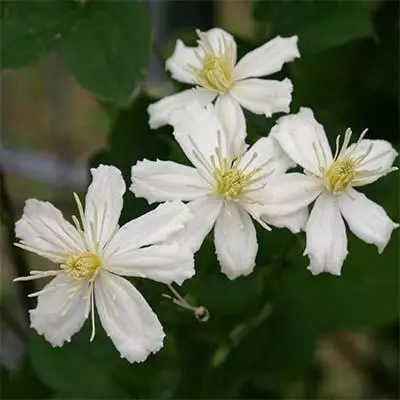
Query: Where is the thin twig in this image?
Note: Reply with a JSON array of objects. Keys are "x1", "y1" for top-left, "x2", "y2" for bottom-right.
[{"x1": 0, "y1": 169, "x2": 35, "y2": 323}]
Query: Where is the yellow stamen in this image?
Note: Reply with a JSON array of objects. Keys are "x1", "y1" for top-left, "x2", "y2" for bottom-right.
[
  {"x1": 325, "y1": 158, "x2": 356, "y2": 194},
  {"x1": 215, "y1": 167, "x2": 248, "y2": 200},
  {"x1": 321, "y1": 128, "x2": 388, "y2": 195},
  {"x1": 189, "y1": 30, "x2": 235, "y2": 93},
  {"x1": 197, "y1": 55, "x2": 233, "y2": 92},
  {"x1": 64, "y1": 252, "x2": 101, "y2": 280}
]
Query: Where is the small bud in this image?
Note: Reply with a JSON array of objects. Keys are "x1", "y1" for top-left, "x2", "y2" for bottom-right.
[
  {"x1": 163, "y1": 284, "x2": 210, "y2": 323},
  {"x1": 195, "y1": 306, "x2": 210, "y2": 322}
]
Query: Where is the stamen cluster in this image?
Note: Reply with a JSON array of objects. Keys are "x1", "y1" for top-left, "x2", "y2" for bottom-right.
[
  {"x1": 63, "y1": 252, "x2": 101, "y2": 280},
  {"x1": 189, "y1": 29, "x2": 235, "y2": 93}
]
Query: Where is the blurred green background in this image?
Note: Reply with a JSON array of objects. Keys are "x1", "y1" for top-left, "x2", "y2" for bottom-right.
[{"x1": 1, "y1": 0, "x2": 398, "y2": 398}]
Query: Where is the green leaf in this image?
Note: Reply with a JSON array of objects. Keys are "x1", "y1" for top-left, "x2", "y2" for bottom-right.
[
  {"x1": 59, "y1": 1, "x2": 151, "y2": 101},
  {"x1": 254, "y1": 0, "x2": 377, "y2": 54},
  {"x1": 29, "y1": 325, "x2": 130, "y2": 398},
  {"x1": 2, "y1": 0, "x2": 151, "y2": 101},
  {"x1": 1, "y1": 1, "x2": 76, "y2": 68}
]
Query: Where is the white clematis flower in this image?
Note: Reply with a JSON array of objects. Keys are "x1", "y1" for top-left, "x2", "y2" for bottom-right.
[
  {"x1": 148, "y1": 28, "x2": 300, "y2": 136},
  {"x1": 264, "y1": 107, "x2": 399, "y2": 275},
  {"x1": 14, "y1": 165, "x2": 195, "y2": 363},
  {"x1": 132, "y1": 103, "x2": 308, "y2": 280}
]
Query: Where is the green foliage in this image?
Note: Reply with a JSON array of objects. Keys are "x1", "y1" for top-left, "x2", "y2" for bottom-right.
[
  {"x1": 3, "y1": 1, "x2": 399, "y2": 398},
  {"x1": 90, "y1": 93, "x2": 170, "y2": 221},
  {"x1": 254, "y1": 0, "x2": 377, "y2": 54},
  {"x1": 1, "y1": 0, "x2": 151, "y2": 101},
  {"x1": 59, "y1": 1, "x2": 151, "y2": 101},
  {"x1": 1, "y1": 1, "x2": 76, "y2": 68}
]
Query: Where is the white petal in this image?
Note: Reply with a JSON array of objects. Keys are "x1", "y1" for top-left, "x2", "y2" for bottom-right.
[
  {"x1": 84, "y1": 165, "x2": 125, "y2": 251},
  {"x1": 238, "y1": 136, "x2": 296, "y2": 181},
  {"x1": 241, "y1": 202, "x2": 271, "y2": 231},
  {"x1": 230, "y1": 78, "x2": 293, "y2": 117},
  {"x1": 199, "y1": 28, "x2": 237, "y2": 66},
  {"x1": 15, "y1": 199, "x2": 83, "y2": 262},
  {"x1": 104, "y1": 201, "x2": 192, "y2": 258},
  {"x1": 346, "y1": 139, "x2": 398, "y2": 186},
  {"x1": 95, "y1": 272, "x2": 164, "y2": 363},
  {"x1": 305, "y1": 192, "x2": 348, "y2": 276},
  {"x1": 165, "y1": 196, "x2": 222, "y2": 253},
  {"x1": 131, "y1": 159, "x2": 210, "y2": 204},
  {"x1": 170, "y1": 102, "x2": 231, "y2": 171},
  {"x1": 338, "y1": 188, "x2": 399, "y2": 253},
  {"x1": 147, "y1": 88, "x2": 216, "y2": 129},
  {"x1": 165, "y1": 40, "x2": 200, "y2": 84},
  {"x1": 264, "y1": 208, "x2": 309, "y2": 233},
  {"x1": 30, "y1": 274, "x2": 90, "y2": 347},
  {"x1": 214, "y1": 202, "x2": 258, "y2": 279},
  {"x1": 271, "y1": 107, "x2": 333, "y2": 176},
  {"x1": 105, "y1": 244, "x2": 194, "y2": 285},
  {"x1": 215, "y1": 94, "x2": 246, "y2": 155},
  {"x1": 256, "y1": 173, "x2": 322, "y2": 216},
  {"x1": 234, "y1": 36, "x2": 300, "y2": 80}
]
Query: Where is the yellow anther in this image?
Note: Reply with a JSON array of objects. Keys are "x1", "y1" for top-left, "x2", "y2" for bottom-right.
[
  {"x1": 64, "y1": 252, "x2": 101, "y2": 280},
  {"x1": 197, "y1": 55, "x2": 233, "y2": 92},
  {"x1": 215, "y1": 168, "x2": 248, "y2": 200},
  {"x1": 326, "y1": 158, "x2": 356, "y2": 194}
]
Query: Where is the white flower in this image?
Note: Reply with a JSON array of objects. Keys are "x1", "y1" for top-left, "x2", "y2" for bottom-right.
[
  {"x1": 262, "y1": 107, "x2": 399, "y2": 275},
  {"x1": 132, "y1": 103, "x2": 308, "y2": 280},
  {"x1": 14, "y1": 165, "x2": 194, "y2": 363},
  {"x1": 148, "y1": 28, "x2": 300, "y2": 137}
]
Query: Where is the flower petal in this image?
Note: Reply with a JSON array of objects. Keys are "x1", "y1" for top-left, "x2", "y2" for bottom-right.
[
  {"x1": 30, "y1": 274, "x2": 90, "y2": 347},
  {"x1": 165, "y1": 196, "x2": 222, "y2": 253},
  {"x1": 271, "y1": 107, "x2": 333, "y2": 176},
  {"x1": 234, "y1": 36, "x2": 300, "y2": 80},
  {"x1": 170, "y1": 103, "x2": 231, "y2": 172},
  {"x1": 215, "y1": 94, "x2": 246, "y2": 155},
  {"x1": 338, "y1": 188, "x2": 399, "y2": 253},
  {"x1": 264, "y1": 208, "x2": 309, "y2": 233},
  {"x1": 15, "y1": 199, "x2": 83, "y2": 262},
  {"x1": 95, "y1": 271, "x2": 164, "y2": 363},
  {"x1": 105, "y1": 244, "x2": 194, "y2": 285},
  {"x1": 84, "y1": 165, "x2": 125, "y2": 251},
  {"x1": 346, "y1": 139, "x2": 398, "y2": 186},
  {"x1": 230, "y1": 78, "x2": 293, "y2": 117},
  {"x1": 238, "y1": 136, "x2": 296, "y2": 181},
  {"x1": 199, "y1": 27, "x2": 237, "y2": 66},
  {"x1": 104, "y1": 201, "x2": 192, "y2": 258},
  {"x1": 305, "y1": 192, "x2": 348, "y2": 276},
  {"x1": 165, "y1": 39, "x2": 200, "y2": 84},
  {"x1": 256, "y1": 173, "x2": 322, "y2": 216},
  {"x1": 147, "y1": 88, "x2": 216, "y2": 129},
  {"x1": 214, "y1": 202, "x2": 258, "y2": 279},
  {"x1": 131, "y1": 159, "x2": 210, "y2": 204}
]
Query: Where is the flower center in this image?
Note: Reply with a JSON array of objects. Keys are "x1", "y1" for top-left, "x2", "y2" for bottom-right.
[
  {"x1": 215, "y1": 167, "x2": 247, "y2": 200},
  {"x1": 325, "y1": 158, "x2": 356, "y2": 194},
  {"x1": 64, "y1": 252, "x2": 101, "y2": 280},
  {"x1": 197, "y1": 55, "x2": 233, "y2": 92}
]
